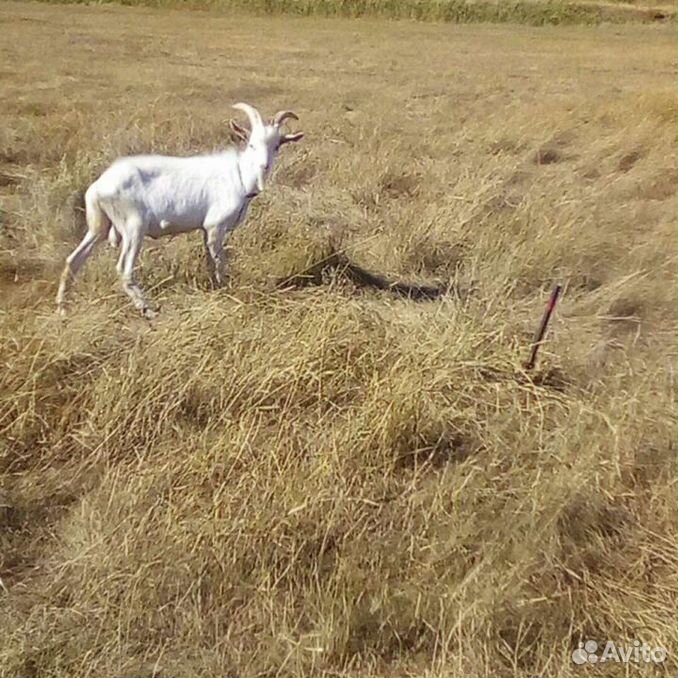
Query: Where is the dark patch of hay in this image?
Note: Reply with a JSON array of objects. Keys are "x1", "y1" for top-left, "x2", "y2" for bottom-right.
[{"x1": 275, "y1": 246, "x2": 466, "y2": 302}]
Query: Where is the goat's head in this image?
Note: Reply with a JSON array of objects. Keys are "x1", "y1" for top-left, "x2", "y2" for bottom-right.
[{"x1": 231, "y1": 102, "x2": 304, "y2": 194}]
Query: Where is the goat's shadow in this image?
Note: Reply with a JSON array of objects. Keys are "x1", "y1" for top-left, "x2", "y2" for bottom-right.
[{"x1": 274, "y1": 248, "x2": 473, "y2": 302}]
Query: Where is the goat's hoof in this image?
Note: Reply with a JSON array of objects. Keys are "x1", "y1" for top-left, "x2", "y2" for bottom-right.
[
  {"x1": 56, "y1": 305, "x2": 67, "y2": 318},
  {"x1": 142, "y1": 307, "x2": 158, "y2": 320}
]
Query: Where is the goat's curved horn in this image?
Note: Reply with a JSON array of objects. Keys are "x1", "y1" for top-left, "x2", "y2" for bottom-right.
[
  {"x1": 272, "y1": 110, "x2": 299, "y2": 127},
  {"x1": 233, "y1": 102, "x2": 264, "y2": 131}
]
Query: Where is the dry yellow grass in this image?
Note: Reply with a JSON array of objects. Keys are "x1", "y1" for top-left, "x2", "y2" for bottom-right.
[
  {"x1": 0, "y1": 2, "x2": 676, "y2": 676},
  {"x1": 22, "y1": 0, "x2": 678, "y2": 25}
]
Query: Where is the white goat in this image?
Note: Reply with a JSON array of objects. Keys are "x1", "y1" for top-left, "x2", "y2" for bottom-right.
[{"x1": 55, "y1": 102, "x2": 304, "y2": 318}]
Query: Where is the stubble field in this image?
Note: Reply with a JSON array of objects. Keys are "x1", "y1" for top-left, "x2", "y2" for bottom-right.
[{"x1": 0, "y1": 2, "x2": 676, "y2": 676}]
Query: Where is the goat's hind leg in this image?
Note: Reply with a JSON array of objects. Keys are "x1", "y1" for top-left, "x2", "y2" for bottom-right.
[{"x1": 55, "y1": 230, "x2": 102, "y2": 315}]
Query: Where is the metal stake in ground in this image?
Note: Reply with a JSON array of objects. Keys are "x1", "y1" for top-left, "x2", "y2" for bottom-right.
[{"x1": 525, "y1": 284, "x2": 562, "y2": 370}]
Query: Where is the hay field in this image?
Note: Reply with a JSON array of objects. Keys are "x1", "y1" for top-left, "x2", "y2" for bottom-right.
[
  {"x1": 0, "y1": 2, "x2": 676, "y2": 676},
  {"x1": 22, "y1": 0, "x2": 678, "y2": 26}
]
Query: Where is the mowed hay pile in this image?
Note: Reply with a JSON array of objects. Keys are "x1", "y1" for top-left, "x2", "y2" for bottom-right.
[{"x1": 0, "y1": 4, "x2": 676, "y2": 677}]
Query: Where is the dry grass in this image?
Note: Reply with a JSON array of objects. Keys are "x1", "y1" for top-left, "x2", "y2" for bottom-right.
[
  {"x1": 26, "y1": 0, "x2": 678, "y2": 25},
  {"x1": 0, "y1": 2, "x2": 676, "y2": 676}
]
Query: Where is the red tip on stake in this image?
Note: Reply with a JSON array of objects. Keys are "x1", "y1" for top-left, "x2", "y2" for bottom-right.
[{"x1": 525, "y1": 284, "x2": 562, "y2": 370}]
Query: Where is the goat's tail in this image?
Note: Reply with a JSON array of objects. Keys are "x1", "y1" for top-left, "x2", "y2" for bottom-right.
[
  {"x1": 71, "y1": 188, "x2": 88, "y2": 233},
  {"x1": 83, "y1": 185, "x2": 119, "y2": 247}
]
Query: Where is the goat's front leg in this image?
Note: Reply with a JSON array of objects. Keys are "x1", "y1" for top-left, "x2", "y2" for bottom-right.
[
  {"x1": 119, "y1": 225, "x2": 156, "y2": 319},
  {"x1": 202, "y1": 226, "x2": 228, "y2": 289}
]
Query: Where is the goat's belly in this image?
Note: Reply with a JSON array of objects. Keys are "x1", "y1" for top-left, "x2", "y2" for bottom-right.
[{"x1": 146, "y1": 220, "x2": 198, "y2": 238}]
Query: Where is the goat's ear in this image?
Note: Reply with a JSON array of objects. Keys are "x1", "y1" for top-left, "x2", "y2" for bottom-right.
[
  {"x1": 280, "y1": 132, "x2": 304, "y2": 145},
  {"x1": 228, "y1": 119, "x2": 249, "y2": 145}
]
